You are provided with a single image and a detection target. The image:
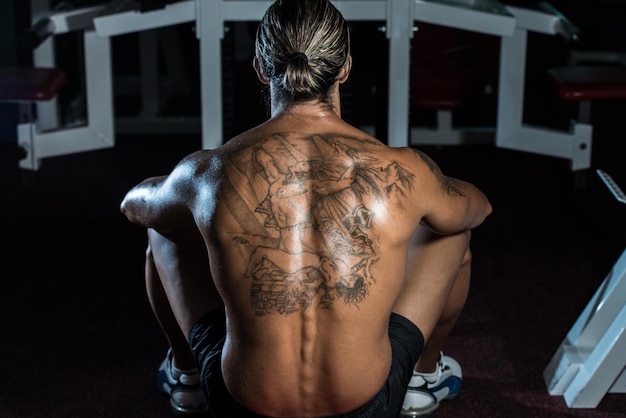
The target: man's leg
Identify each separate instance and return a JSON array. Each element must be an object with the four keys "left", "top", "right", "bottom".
[
  {"left": 394, "top": 227, "right": 471, "bottom": 369},
  {"left": 145, "top": 228, "right": 224, "bottom": 416},
  {"left": 393, "top": 227, "right": 472, "bottom": 415},
  {"left": 145, "top": 243, "right": 196, "bottom": 371},
  {"left": 146, "top": 228, "right": 223, "bottom": 339}
]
